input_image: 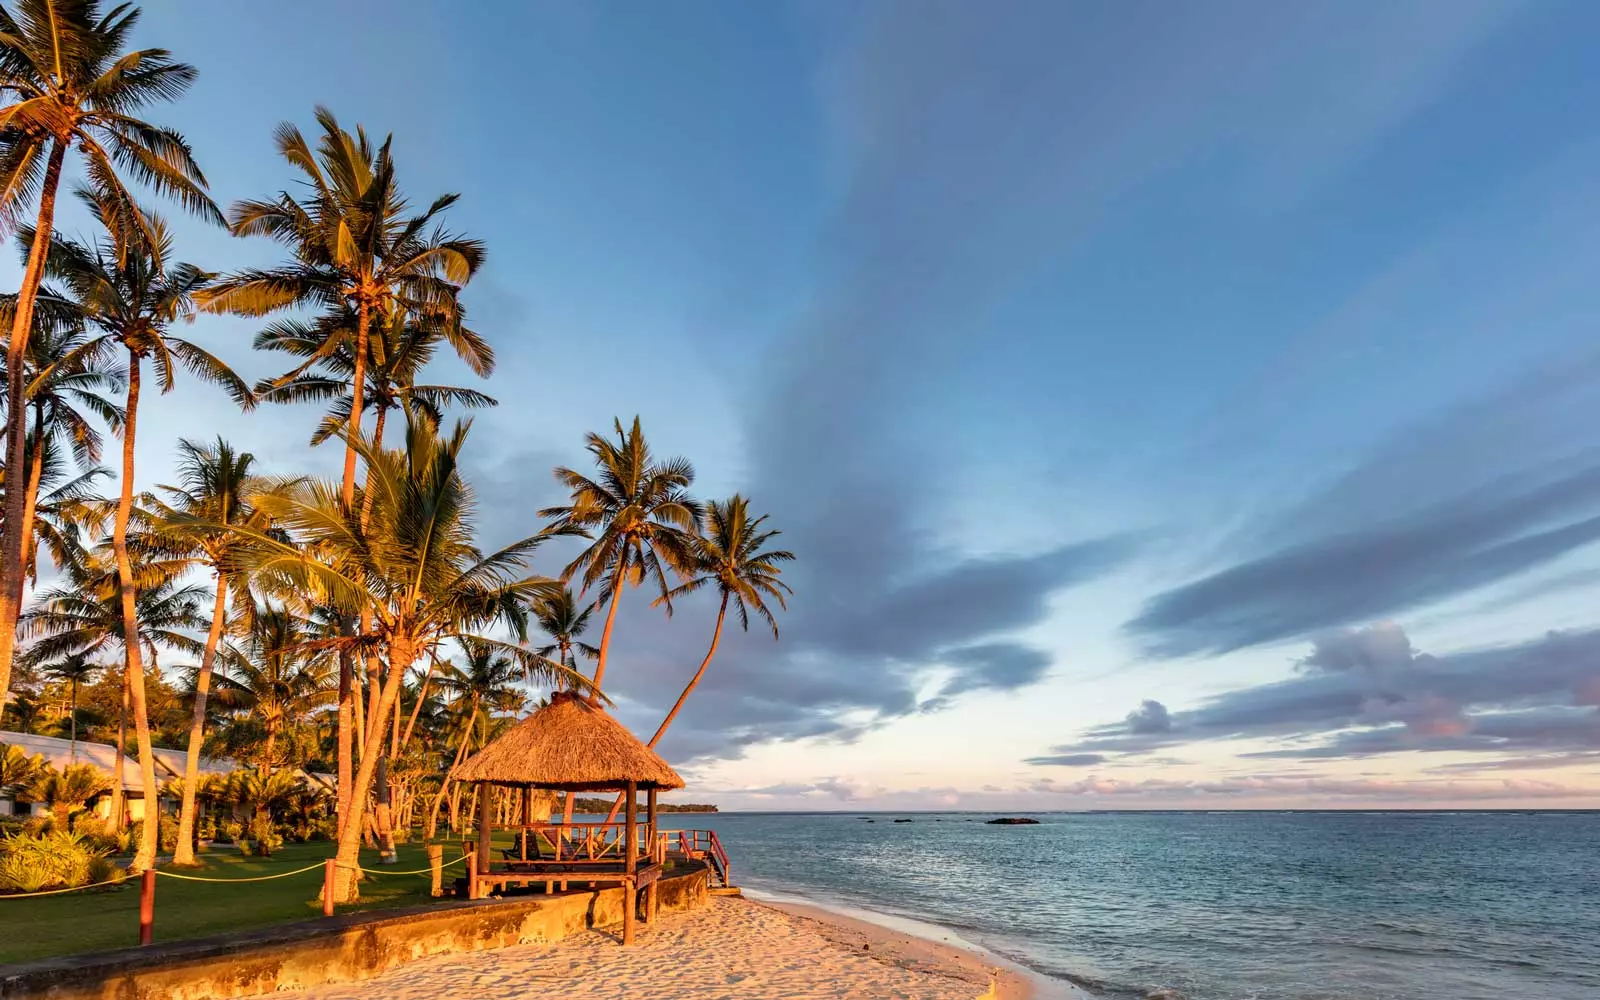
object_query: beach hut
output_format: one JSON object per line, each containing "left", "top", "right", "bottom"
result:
{"left": 451, "top": 691, "right": 684, "bottom": 943}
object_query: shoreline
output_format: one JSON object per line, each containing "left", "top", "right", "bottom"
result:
{"left": 743, "top": 885, "right": 1088, "bottom": 1000}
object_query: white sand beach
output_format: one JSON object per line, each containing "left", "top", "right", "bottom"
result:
{"left": 297, "top": 896, "right": 1036, "bottom": 1000}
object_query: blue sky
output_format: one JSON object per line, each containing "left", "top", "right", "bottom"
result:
{"left": 13, "top": 0, "right": 1600, "bottom": 808}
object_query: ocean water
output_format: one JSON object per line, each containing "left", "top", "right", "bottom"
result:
{"left": 685, "top": 811, "right": 1600, "bottom": 1000}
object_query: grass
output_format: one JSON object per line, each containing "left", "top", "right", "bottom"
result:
{"left": 0, "top": 838, "right": 492, "bottom": 965}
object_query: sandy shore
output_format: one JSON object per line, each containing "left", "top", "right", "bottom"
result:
{"left": 297, "top": 895, "right": 1036, "bottom": 1000}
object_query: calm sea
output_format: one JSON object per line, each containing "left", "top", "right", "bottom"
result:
{"left": 679, "top": 811, "right": 1600, "bottom": 1000}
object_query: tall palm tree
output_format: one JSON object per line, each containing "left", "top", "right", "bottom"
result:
{"left": 1, "top": 441, "right": 110, "bottom": 585}
{"left": 648, "top": 496, "right": 793, "bottom": 747}
{"left": 0, "top": 0, "right": 220, "bottom": 706}
{"left": 540, "top": 416, "right": 702, "bottom": 690}
{"left": 35, "top": 191, "right": 250, "bottom": 869}
{"left": 45, "top": 652, "right": 97, "bottom": 759}
{"left": 141, "top": 436, "right": 278, "bottom": 865}
{"left": 200, "top": 111, "right": 484, "bottom": 835}
{"left": 224, "top": 414, "right": 587, "bottom": 901}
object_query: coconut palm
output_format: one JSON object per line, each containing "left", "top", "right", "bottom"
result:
{"left": 530, "top": 588, "right": 598, "bottom": 676}
{"left": 222, "top": 414, "right": 587, "bottom": 900}
{"left": 44, "top": 652, "right": 97, "bottom": 758}
{"left": 0, "top": 0, "right": 220, "bottom": 706}
{"left": 210, "top": 605, "right": 335, "bottom": 774}
{"left": 539, "top": 417, "right": 702, "bottom": 690}
{"left": 0, "top": 307, "right": 123, "bottom": 597}
{"left": 141, "top": 436, "right": 280, "bottom": 864}
{"left": 647, "top": 496, "right": 792, "bottom": 746}
{"left": 1, "top": 441, "right": 110, "bottom": 586}
{"left": 26, "top": 761, "right": 108, "bottom": 827}
{"left": 200, "top": 111, "right": 484, "bottom": 834}
{"left": 32, "top": 191, "right": 248, "bottom": 870}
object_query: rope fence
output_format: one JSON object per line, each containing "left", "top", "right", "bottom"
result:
{"left": 152, "top": 862, "right": 327, "bottom": 883}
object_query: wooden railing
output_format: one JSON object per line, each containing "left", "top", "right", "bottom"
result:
{"left": 512, "top": 821, "right": 652, "bottom": 863}
{"left": 661, "top": 828, "right": 731, "bottom": 885}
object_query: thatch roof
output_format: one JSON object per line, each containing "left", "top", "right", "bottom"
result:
{"left": 451, "top": 692, "right": 685, "bottom": 792}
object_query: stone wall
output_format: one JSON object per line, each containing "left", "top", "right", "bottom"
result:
{"left": 0, "top": 865, "right": 710, "bottom": 1000}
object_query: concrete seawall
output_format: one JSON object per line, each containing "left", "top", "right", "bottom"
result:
{"left": 0, "top": 864, "right": 711, "bottom": 1000}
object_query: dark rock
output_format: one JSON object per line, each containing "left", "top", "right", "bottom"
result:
{"left": 985, "top": 817, "right": 1041, "bottom": 825}
{"left": 892, "top": 818, "right": 913, "bottom": 823}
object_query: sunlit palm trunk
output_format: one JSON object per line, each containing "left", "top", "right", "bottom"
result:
{"left": 12, "top": 403, "right": 46, "bottom": 608}
{"left": 174, "top": 577, "right": 227, "bottom": 866}
{"left": 109, "top": 668, "right": 128, "bottom": 830}
{"left": 591, "top": 558, "right": 629, "bottom": 690}
{"left": 331, "top": 634, "right": 411, "bottom": 902}
{"left": 116, "top": 356, "right": 160, "bottom": 872}
{"left": 363, "top": 402, "right": 396, "bottom": 861}
{"left": 335, "top": 298, "right": 371, "bottom": 842}
{"left": 0, "top": 139, "right": 67, "bottom": 711}
{"left": 650, "top": 592, "right": 727, "bottom": 748}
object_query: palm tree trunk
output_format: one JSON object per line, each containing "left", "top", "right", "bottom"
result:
{"left": 331, "top": 634, "right": 412, "bottom": 902}
{"left": 591, "top": 557, "right": 629, "bottom": 690}
{"left": 336, "top": 647, "right": 352, "bottom": 838}
{"left": 398, "top": 654, "right": 435, "bottom": 753}
{"left": 12, "top": 401, "right": 46, "bottom": 606}
{"left": 174, "top": 573, "right": 227, "bottom": 866}
{"left": 333, "top": 298, "right": 370, "bottom": 844}
{"left": 649, "top": 592, "right": 728, "bottom": 747}
{"left": 68, "top": 678, "right": 78, "bottom": 762}
{"left": 0, "top": 138, "right": 67, "bottom": 713}
{"left": 109, "top": 667, "right": 128, "bottom": 830}
{"left": 426, "top": 701, "right": 476, "bottom": 842}
{"left": 115, "top": 356, "right": 160, "bottom": 872}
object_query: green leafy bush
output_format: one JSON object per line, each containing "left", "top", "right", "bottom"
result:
{"left": 130, "top": 813, "right": 179, "bottom": 853}
{"left": 242, "top": 815, "right": 282, "bottom": 856}
{"left": 0, "top": 830, "right": 109, "bottom": 894}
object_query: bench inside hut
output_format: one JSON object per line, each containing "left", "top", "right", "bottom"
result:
{"left": 451, "top": 691, "right": 686, "bottom": 944}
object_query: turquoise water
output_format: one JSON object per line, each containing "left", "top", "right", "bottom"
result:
{"left": 685, "top": 811, "right": 1600, "bottom": 999}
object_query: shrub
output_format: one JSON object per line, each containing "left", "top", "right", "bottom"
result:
{"left": 130, "top": 813, "right": 179, "bottom": 854}
{"left": 217, "top": 820, "right": 243, "bottom": 844}
{"left": 243, "top": 815, "right": 282, "bottom": 856}
{"left": 0, "top": 829, "right": 109, "bottom": 894}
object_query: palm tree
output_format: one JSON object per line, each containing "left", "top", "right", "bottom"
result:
{"left": 27, "top": 761, "right": 109, "bottom": 827}
{"left": 0, "top": 305, "right": 124, "bottom": 600}
{"left": 34, "top": 191, "right": 249, "bottom": 870}
{"left": 211, "top": 604, "right": 335, "bottom": 774}
{"left": 426, "top": 637, "right": 526, "bottom": 836}
{"left": 44, "top": 652, "right": 97, "bottom": 759}
{"left": 224, "top": 414, "right": 587, "bottom": 901}
{"left": 141, "top": 436, "right": 278, "bottom": 865}
{"left": 648, "top": 496, "right": 793, "bottom": 747}
{"left": 540, "top": 417, "right": 702, "bottom": 690}
{"left": 530, "top": 588, "right": 599, "bottom": 675}
{"left": 200, "top": 111, "right": 484, "bottom": 835}
{"left": 1, "top": 441, "right": 110, "bottom": 586}
{"left": 0, "top": 741, "right": 45, "bottom": 799}
{"left": 0, "top": 0, "right": 220, "bottom": 706}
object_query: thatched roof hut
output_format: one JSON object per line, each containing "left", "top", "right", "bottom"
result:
{"left": 452, "top": 691, "right": 684, "bottom": 792}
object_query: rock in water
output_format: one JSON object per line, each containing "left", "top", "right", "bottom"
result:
{"left": 985, "top": 817, "right": 1041, "bottom": 825}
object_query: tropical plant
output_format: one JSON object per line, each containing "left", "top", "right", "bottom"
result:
{"left": 540, "top": 416, "right": 702, "bottom": 689}
{"left": 1, "top": 441, "right": 109, "bottom": 587}
{"left": 31, "top": 189, "right": 249, "bottom": 870}
{"left": 0, "top": 0, "right": 219, "bottom": 708}
{"left": 0, "top": 827, "right": 107, "bottom": 892}
{"left": 0, "top": 742, "right": 45, "bottom": 798}
{"left": 26, "top": 761, "right": 109, "bottom": 827}
{"left": 529, "top": 588, "right": 598, "bottom": 675}
{"left": 44, "top": 652, "right": 97, "bottom": 755}
{"left": 648, "top": 495, "right": 792, "bottom": 747}
{"left": 210, "top": 604, "right": 334, "bottom": 774}
{"left": 222, "top": 414, "right": 587, "bottom": 900}
{"left": 140, "top": 436, "right": 277, "bottom": 864}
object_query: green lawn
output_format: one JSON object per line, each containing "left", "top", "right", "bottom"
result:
{"left": 0, "top": 839, "right": 491, "bottom": 965}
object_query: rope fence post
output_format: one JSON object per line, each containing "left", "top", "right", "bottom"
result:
{"left": 427, "top": 844, "right": 443, "bottom": 897}
{"left": 323, "top": 859, "right": 336, "bottom": 917}
{"left": 138, "top": 868, "right": 156, "bottom": 945}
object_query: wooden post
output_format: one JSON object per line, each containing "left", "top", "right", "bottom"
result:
{"left": 466, "top": 848, "right": 478, "bottom": 900}
{"left": 622, "top": 781, "right": 637, "bottom": 945}
{"left": 427, "top": 844, "right": 443, "bottom": 897}
{"left": 322, "top": 858, "right": 336, "bottom": 916}
{"left": 138, "top": 868, "right": 155, "bottom": 945}
{"left": 475, "top": 781, "right": 493, "bottom": 897}
{"left": 646, "top": 786, "right": 659, "bottom": 922}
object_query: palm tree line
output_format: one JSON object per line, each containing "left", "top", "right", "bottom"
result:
{"left": 0, "top": 1, "right": 793, "bottom": 899}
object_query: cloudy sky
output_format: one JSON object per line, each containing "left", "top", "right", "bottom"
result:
{"left": 12, "top": 0, "right": 1600, "bottom": 809}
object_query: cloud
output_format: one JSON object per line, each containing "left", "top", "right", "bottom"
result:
{"left": 1023, "top": 753, "right": 1105, "bottom": 767}
{"left": 1128, "top": 355, "right": 1600, "bottom": 657}
{"left": 1030, "top": 622, "right": 1600, "bottom": 766}
{"left": 1126, "top": 699, "right": 1173, "bottom": 734}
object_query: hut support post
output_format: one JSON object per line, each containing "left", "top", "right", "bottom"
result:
{"left": 622, "top": 781, "right": 637, "bottom": 945}
{"left": 475, "top": 781, "right": 493, "bottom": 898}
{"left": 646, "top": 786, "right": 659, "bottom": 921}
